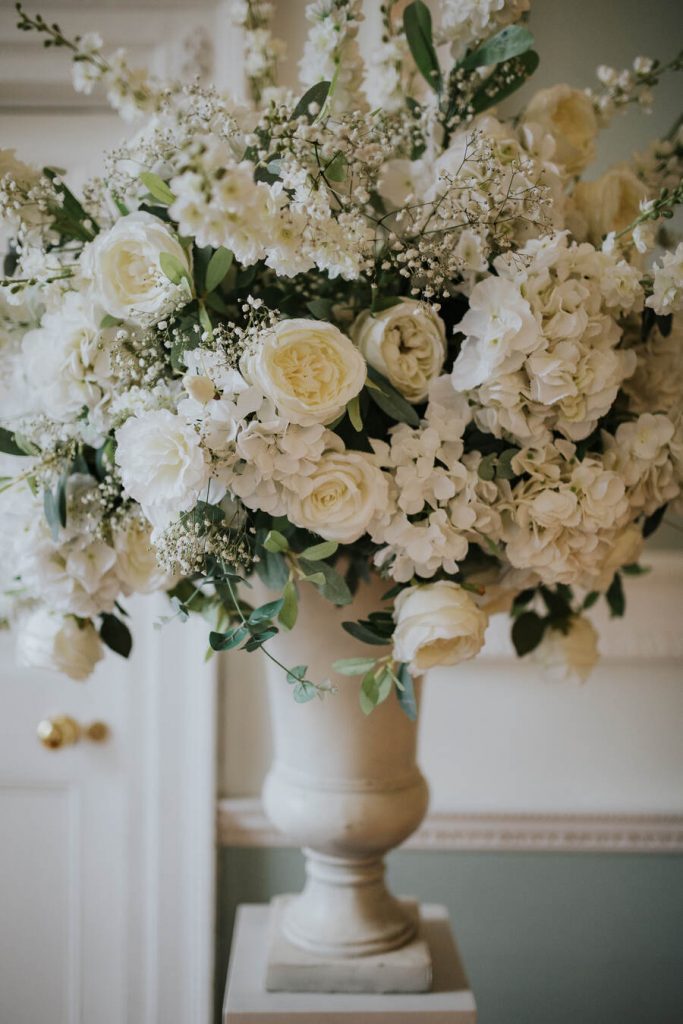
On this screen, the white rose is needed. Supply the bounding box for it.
[351,300,446,404]
[393,581,488,673]
[113,517,173,594]
[569,167,648,245]
[240,318,366,426]
[534,615,599,683]
[82,211,191,324]
[16,609,104,682]
[115,409,210,523]
[523,85,598,175]
[287,446,388,544]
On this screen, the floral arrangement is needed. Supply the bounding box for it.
[1,1,682,712]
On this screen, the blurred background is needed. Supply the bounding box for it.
[0,2,682,1024]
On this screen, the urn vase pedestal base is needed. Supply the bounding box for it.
[223,902,477,1023]
[265,895,432,994]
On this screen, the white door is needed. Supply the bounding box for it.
[0,632,132,1024]
[0,598,216,1024]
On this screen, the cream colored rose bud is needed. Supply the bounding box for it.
[351,299,446,404]
[392,580,488,673]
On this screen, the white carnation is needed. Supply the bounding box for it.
[115,409,210,524]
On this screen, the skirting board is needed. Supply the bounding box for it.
[217,798,683,854]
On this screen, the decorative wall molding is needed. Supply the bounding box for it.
[0,4,219,112]
[217,797,683,854]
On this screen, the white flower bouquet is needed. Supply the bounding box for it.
[1,1,682,710]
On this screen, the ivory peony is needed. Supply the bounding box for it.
[523,85,598,175]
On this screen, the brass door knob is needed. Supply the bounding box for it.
[37,715,110,750]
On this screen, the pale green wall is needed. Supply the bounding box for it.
[215,847,683,1023]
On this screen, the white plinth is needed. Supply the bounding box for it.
[223,903,477,1023]
[266,895,431,993]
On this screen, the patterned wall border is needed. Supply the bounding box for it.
[217,798,683,854]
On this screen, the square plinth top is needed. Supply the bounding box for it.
[223,902,477,1023]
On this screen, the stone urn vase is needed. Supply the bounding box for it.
[259,573,431,993]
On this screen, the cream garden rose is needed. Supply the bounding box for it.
[392,581,489,673]
[83,211,192,324]
[16,609,104,682]
[534,615,599,683]
[523,85,598,176]
[113,516,174,594]
[568,166,648,245]
[287,444,388,544]
[241,318,366,426]
[115,408,210,525]
[351,300,447,404]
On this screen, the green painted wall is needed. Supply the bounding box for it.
[215,847,683,1023]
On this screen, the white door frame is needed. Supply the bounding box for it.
[126,598,217,1024]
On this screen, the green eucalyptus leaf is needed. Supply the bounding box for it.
[299,559,353,606]
[347,394,363,432]
[471,50,540,114]
[248,598,285,625]
[366,365,419,426]
[606,573,625,618]
[159,251,191,289]
[279,579,298,630]
[511,610,546,657]
[139,171,175,205]
[461,24,535,69]
[332,657,378,676]
[100,613,133,658]
[300,540,338,561]
[342,620,391,647]
[325,151,347,182]
[264,529,289,553]
[403,1,442,93]
[205,246,234,293]
[291,80,331,121]
[307,298,335,320]
[0,427,28,457]
[396,663,418,721]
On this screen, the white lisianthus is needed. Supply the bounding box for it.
[82,211,191,324]
[523,85,598,175]
[115,409,210,523]
[534,615,599,683]
[451,277,541,390]
[351,300,446,404]
[392,581,488,673]
[16,609,104,682]
[569,167,648,245]
[287,444,388,544]
[646,244,683,316]
[240,318,366,426]
[113,516,173,594]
